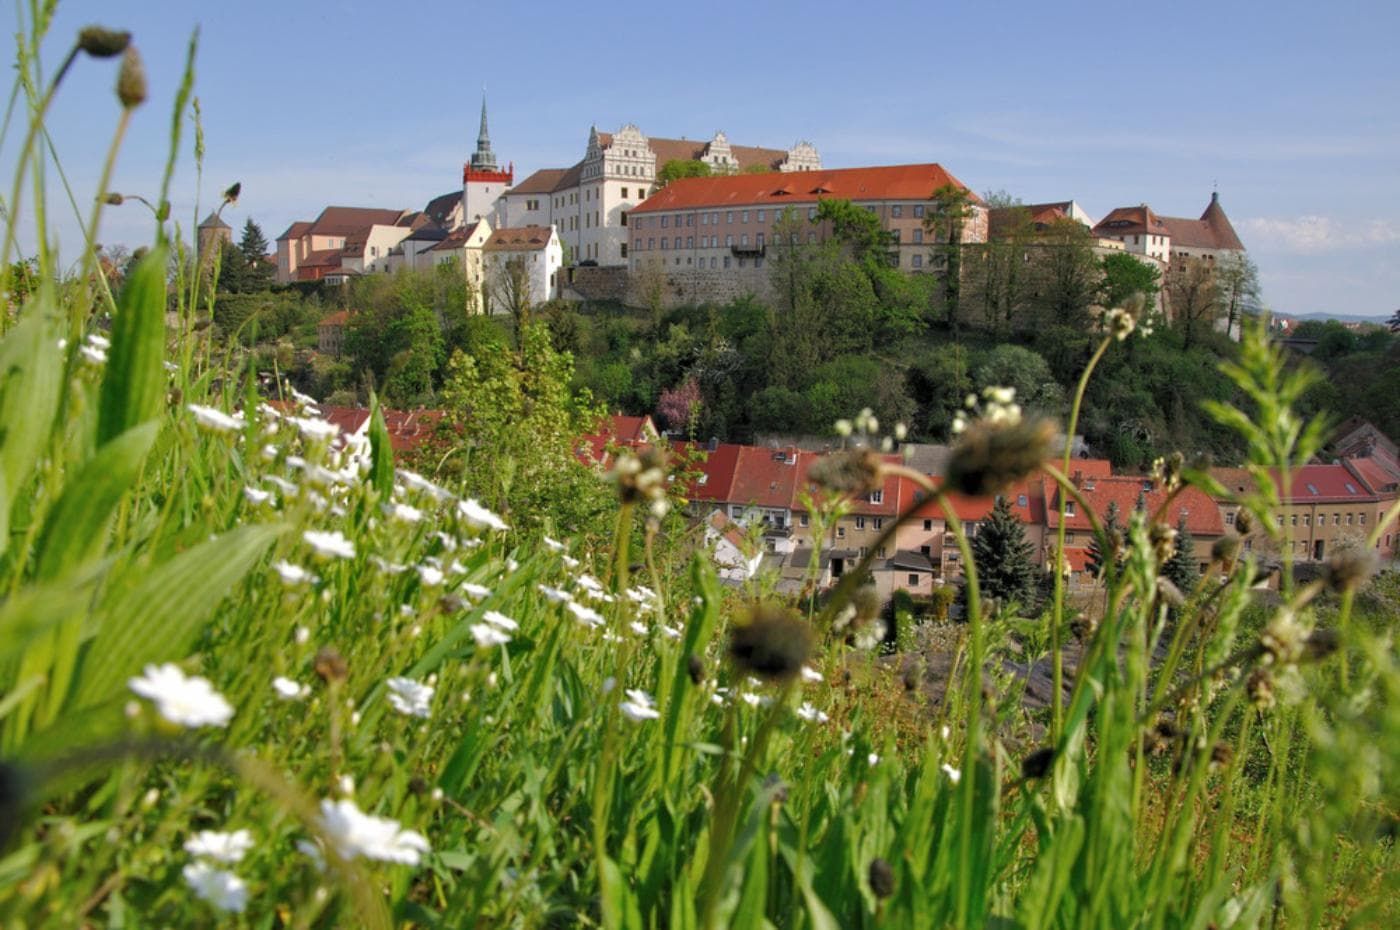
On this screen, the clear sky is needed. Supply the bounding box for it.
[10,0,1400,317]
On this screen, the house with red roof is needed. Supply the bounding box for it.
[317,310,350,356]
[276,206,411,283]
[626,162,985,307]
[482,225,564,310]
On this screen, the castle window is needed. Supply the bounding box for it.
[892,205,903,218]
[914,205,925,217]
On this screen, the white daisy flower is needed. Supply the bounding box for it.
[79,344,107,364]
[370,556,407,575]
[182,861,248,913]
[800,666,823,683]
[460,582,491,598]
[659,624,682,640]
[289,415,339,442]
[562,555,581,569]
[941,763,961,784]
[628,621,648,635]
[272,561,316,586]
[318,798,430,865]
[576,574,604,594]
[567,601,604,627]
[470,623,512,647]
[243,486,273,506]
[537,584,572,604]
[542,536,566,553]
[303,529,355,560]
[184,829,253,864]
[418,565,444,587]
[457,498,509,532]
[385,502,423,524]
[396,469,453,502]
[385,677,434,718]
[87,332,111,350]
[796,702,829,723]
[265,475,298,496]
[272,676,310,700]
[187,404,244,433]
[482,610,518,631]
[128,663,233,728]
[619,689,660,721]
[868,753,880,767]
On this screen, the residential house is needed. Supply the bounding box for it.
[627,163,987,307]
[497,124,821,267]
[317,310,350,356]
[424,220,493,312]
[705,510,764,583]
[276,206,409,283]
[481,225,563,313]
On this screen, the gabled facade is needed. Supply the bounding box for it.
[481,225,563,313]
[276,206,409,282]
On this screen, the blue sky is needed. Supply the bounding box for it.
[11,0,1400,317]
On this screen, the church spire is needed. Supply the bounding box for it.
[471,92,498,172]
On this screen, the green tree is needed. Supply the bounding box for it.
[1100,251,1161,311]
[439,321,612,542]
[1163,510,1199,593]
[236,219,274,291]
[1085,500,1121,580]
[1166,256,1220,349]
[1216,253,1261,340]
[969,495,1039,612]
[1030,217,1101,329]
[973,344,1065,415]
[487,255,533,346]
[966,206,1033,335]
[924,183,975,332]
[656,159,712,186]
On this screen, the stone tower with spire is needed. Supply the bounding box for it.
[462,93,512,224]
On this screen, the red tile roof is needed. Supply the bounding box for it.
[706,509,749,551]
[483,226,554,251]
[309,206,408,237]
[630,163,982,214]
[1347,457,1400,494]
[675,441,743,503]
[1274,464,1378,504]
[904,477,1045,524]
[728,446,803,509]
[508,169,570,194]
[1092,205,1169,239]
[789,451,905,517]
[318,310,350,327]
[278,220,313,241]
[1045,476,1224,537]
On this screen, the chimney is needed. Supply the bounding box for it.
[1072,470,1083,487]
[707,437,718,452]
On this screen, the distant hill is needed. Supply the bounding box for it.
[1276,311,1392,324]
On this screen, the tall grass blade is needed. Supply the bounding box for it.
[96,246,168,447]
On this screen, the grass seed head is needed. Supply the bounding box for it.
[1323,547,1378,595]
[314,647,348,683]
[116,46,147,108]
[868,857,895,899]
[686,654,705,686]
[1212,533,1242,568]
[808,448,883,497]
[78,26,131,58]
[728,604,813,683]
[946,416,1054,498]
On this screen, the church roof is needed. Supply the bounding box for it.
[1159,194,1246,252]
[631,163,981,213]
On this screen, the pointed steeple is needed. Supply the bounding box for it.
[470,92,498,172]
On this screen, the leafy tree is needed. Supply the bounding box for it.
[1216,253,1261,340]
[487,255,533,345]
[1389,307,1400,334]
[657,159,712,186]
[1085,500,1121,580]
[1100,251,1161,311]
[973,345,1065,415]
[439,321,612,542]
[965,207,1033,336]
[908,343,972,439]
[1030,217,1101,329]
[969,495,1039,612]
[924,183,975,332]
[980,189,1022,209]
[1166,257,1220,349]
[657,378,703,437]
[1163,510,1199,593]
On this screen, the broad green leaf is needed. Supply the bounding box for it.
[32,420,159,581]
[368,391,394,496]
[0,286,62,504]
[70,522,284,711]
[97,245,169,447]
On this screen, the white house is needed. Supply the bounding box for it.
[704,510,764,583]
[481,224,563,313]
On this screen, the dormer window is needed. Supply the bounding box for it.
[870,490,883,504]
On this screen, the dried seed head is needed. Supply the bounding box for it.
[1069,611,1097,643]
[685,654,705,686]
[609,446,668,514]
[728,604,813,683]
[1209,741,1233,771]
[1233,508,1254,536]
[1247,668,1275,711]
[868,857,896,899]
[945,416,1055,498]
[1302,628,1340,662]
[1323,547,1378,595]
[116,46,147,109]
[1143,717,1179,756]
[222,181,241,205]
[1155,576,1186,608]
[808,448,883,497]
[77,26,131,58]
[313,646,348,683]
[1260,610,1308,666]
[1151,452,1185,493]
[1021,746,1056,780]
[1148,522,1177,565]
[103,192,124,206]
[1211,533,1242,568]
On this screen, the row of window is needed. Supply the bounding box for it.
[644,255,764,270]
[1275,512,1367,527]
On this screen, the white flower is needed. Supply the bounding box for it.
[370,556,407,575]
[272,676,310,701]
[619,689,660,721]
[567,601,604,627]
[562,555,580,569]
[243,486,273,506]
[482,610,518,631]
[659,623,682,640]
[800,665,823,683]
[295,626,311,645]
[272,560,316,586]
[418,565,444,587]
[289,415,339,442]
[318,798,430,865]
[184,829,253,864]
[79,343,107,364]
[265,475,298,496]
[296,838,326,871]
[796,702,829,723]
[128,663,233,728]
[941,763,961,784]
[460,582,491,599]
[182,861,248,913]
[303,529,355,560]
[629,621,648,635]
[385,677,434,718]
[576,574,604,594]
[87,332,111,350]
[396,468,453,502]
[470,623,511,647]
[537,584,572,603]
[385,502,423,524]
[187,404,244,433]
[868,753,880,767]
[543,536,566,552]
[458,498,509,532]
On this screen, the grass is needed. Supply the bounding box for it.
[1,9,1398,928]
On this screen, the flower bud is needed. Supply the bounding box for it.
[1211,533,1242,567]
[222,182,241,205]
[116,46,147,109]
[946,417,1055,498]
[314,646,348,683]
[77,26,131,58]
[728,604,813,683]
[104,192,124,206]
[808,448,883,497]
